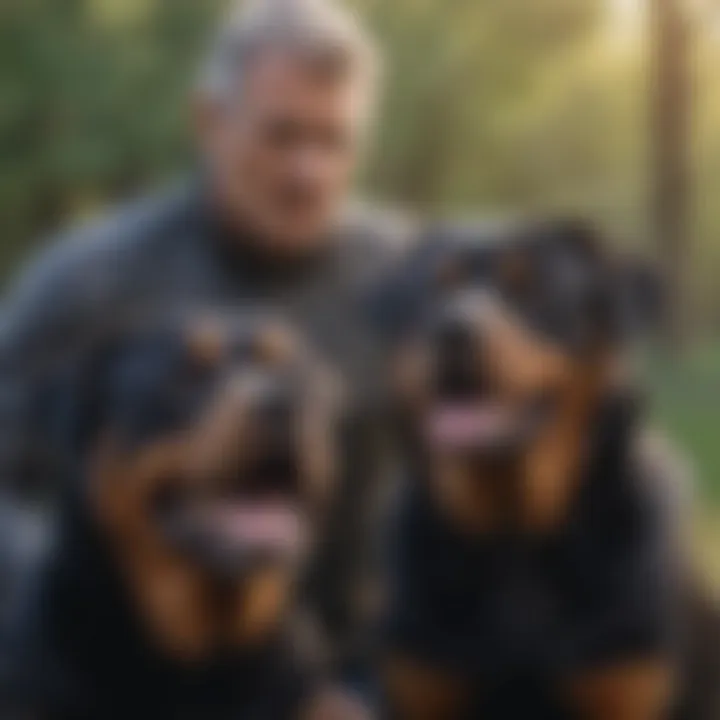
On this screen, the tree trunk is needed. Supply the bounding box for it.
[650,0,692,355]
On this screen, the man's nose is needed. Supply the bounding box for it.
[288,146,329,183]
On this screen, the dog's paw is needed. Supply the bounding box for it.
[302,687,372,720]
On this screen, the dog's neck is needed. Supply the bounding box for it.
[29,490,298,715]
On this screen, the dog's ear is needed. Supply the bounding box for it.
[364,226,449,343]
[541,216,607,262]
[552,219,664,336]
[364,221,499,343]
[618,259,664,335]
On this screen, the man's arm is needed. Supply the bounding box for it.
[0,235,114,500]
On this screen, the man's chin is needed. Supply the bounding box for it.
[215,198,334,258]
[240,224,332,261]
[267,217,334,252]
[267,232,328,256]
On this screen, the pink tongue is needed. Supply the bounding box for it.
[199,503,302,549]
[427,405,512,448]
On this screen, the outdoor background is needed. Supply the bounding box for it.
[1,0,718,575]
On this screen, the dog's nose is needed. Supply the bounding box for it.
[436,313,476,354]
[244,383,300,495]
[434,301,484,360]
[255,383,293,424]
[250,382,296,450]
[434,310,488,397]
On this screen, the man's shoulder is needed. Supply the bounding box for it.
[0,183,201,358]
[40,182,197,277]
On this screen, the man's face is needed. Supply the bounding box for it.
[197,48,367,254]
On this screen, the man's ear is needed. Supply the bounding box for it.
[191,90,225,160]
[619,259,664,335]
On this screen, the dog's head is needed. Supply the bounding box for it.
[384,219,660,534]
[50,314,342,662]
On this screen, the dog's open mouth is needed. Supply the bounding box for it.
[155,490,305,577]
[425,395,555,454]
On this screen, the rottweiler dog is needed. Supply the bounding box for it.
[0,313,366,720]
[377,220,720,720]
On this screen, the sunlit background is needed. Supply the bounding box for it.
[0,0,719,574]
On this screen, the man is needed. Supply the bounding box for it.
[0,0,411,668]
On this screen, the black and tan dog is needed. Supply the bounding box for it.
[377,220,720,720]
[0,313,366,719]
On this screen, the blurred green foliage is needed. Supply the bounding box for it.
[0,0,224,268]
[0,0,632,265]
[650,345,720,505]
[0,1,718,496]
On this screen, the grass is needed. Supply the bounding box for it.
[646,343,720,586]
[648,343,720,505]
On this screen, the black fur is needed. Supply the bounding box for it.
[0,318,326,720]
[378,218,720,719]
[384,395,678,717]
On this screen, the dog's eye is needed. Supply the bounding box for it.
[185,321,226,370]
[253,326,295,366]
[498,252,532,298]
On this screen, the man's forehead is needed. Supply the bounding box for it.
[240,45,366,105]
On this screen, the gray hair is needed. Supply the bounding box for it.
[198,0,380,104]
